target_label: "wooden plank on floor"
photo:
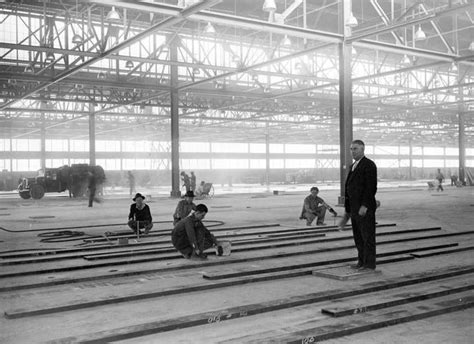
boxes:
[0,226,427,264]
[202,243,457,280]
[1,256,413,319]
[322,284,474,317]
[0,253,412,293]
[0,223,401,261]
[243,295,474,344]
[83,228,465,261]
[312,266,382,280]
[44,267,474,343]
[0,228,465,278]
[410,246,474,258]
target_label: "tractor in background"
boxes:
[17,164,105,200]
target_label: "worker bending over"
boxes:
[172,204,223,260]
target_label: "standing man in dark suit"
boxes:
[344,140,378,270]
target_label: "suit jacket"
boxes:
[344,156,377,215]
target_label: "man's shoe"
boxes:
[350,263,363,269]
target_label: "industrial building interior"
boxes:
[0,0,473,343]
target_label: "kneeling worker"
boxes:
[172,204,223,260]
[128,193,153,235]
[300,186,337,226]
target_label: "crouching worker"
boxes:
[128,193,153,235]
[171,204,223,260]
[299,186,336,226]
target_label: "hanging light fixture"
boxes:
[204,22,216,34]
[97,71,107,79]
[125,60,134,68]
[262,0,277,12]
[415,25,426,40]
[106,6,121,21]
[45,52,55,63]
[469,41,474,51]
[351,45,357,55]
[346,12,358,28]
[450,62,458,72]
[72,33,82,45]
[24,64,34,73]
[401,54,411,65]
[281,35,292,47]
[72,0,83,45]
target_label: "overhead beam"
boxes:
[0,0,221,111]
[89,0,470,65]
[348,2,474,44]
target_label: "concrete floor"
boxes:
[0,182,473,343]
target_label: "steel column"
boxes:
[40,113,46,171]
[458,112,466,185]
[458,65,466,185]
[265,121,270,191]
[409,139,413,180]
[338,0,354,205]
[338,42,353,204]
[170,36,181,197]
[89,104,96,166]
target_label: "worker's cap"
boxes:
[184,190,195,198]
[133,193,145,201]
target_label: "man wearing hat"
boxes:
[173,190,197,225]
[128,193,153,235]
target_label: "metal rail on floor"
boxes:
[256,295,474,344]
[0,223,398,261]
[1,229,472,278]
[0,242,459,294]
[2,244,465,318]
[40,266,474,343]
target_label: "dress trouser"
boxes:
[350,211,376,268]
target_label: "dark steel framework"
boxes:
[0,0,473,194]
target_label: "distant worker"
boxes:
[127,171,136,196]
[173,190,197,225]
[436,168,445,192]
[299,186,337,226]
[451,173,458,186]
[171,204,223,260]
[181,171,191,193]
[128,193,153,235]
[190,171,197,191]
[87,170,97,207]
[195,181,206,197]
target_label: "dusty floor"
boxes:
[0,182,473,343]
